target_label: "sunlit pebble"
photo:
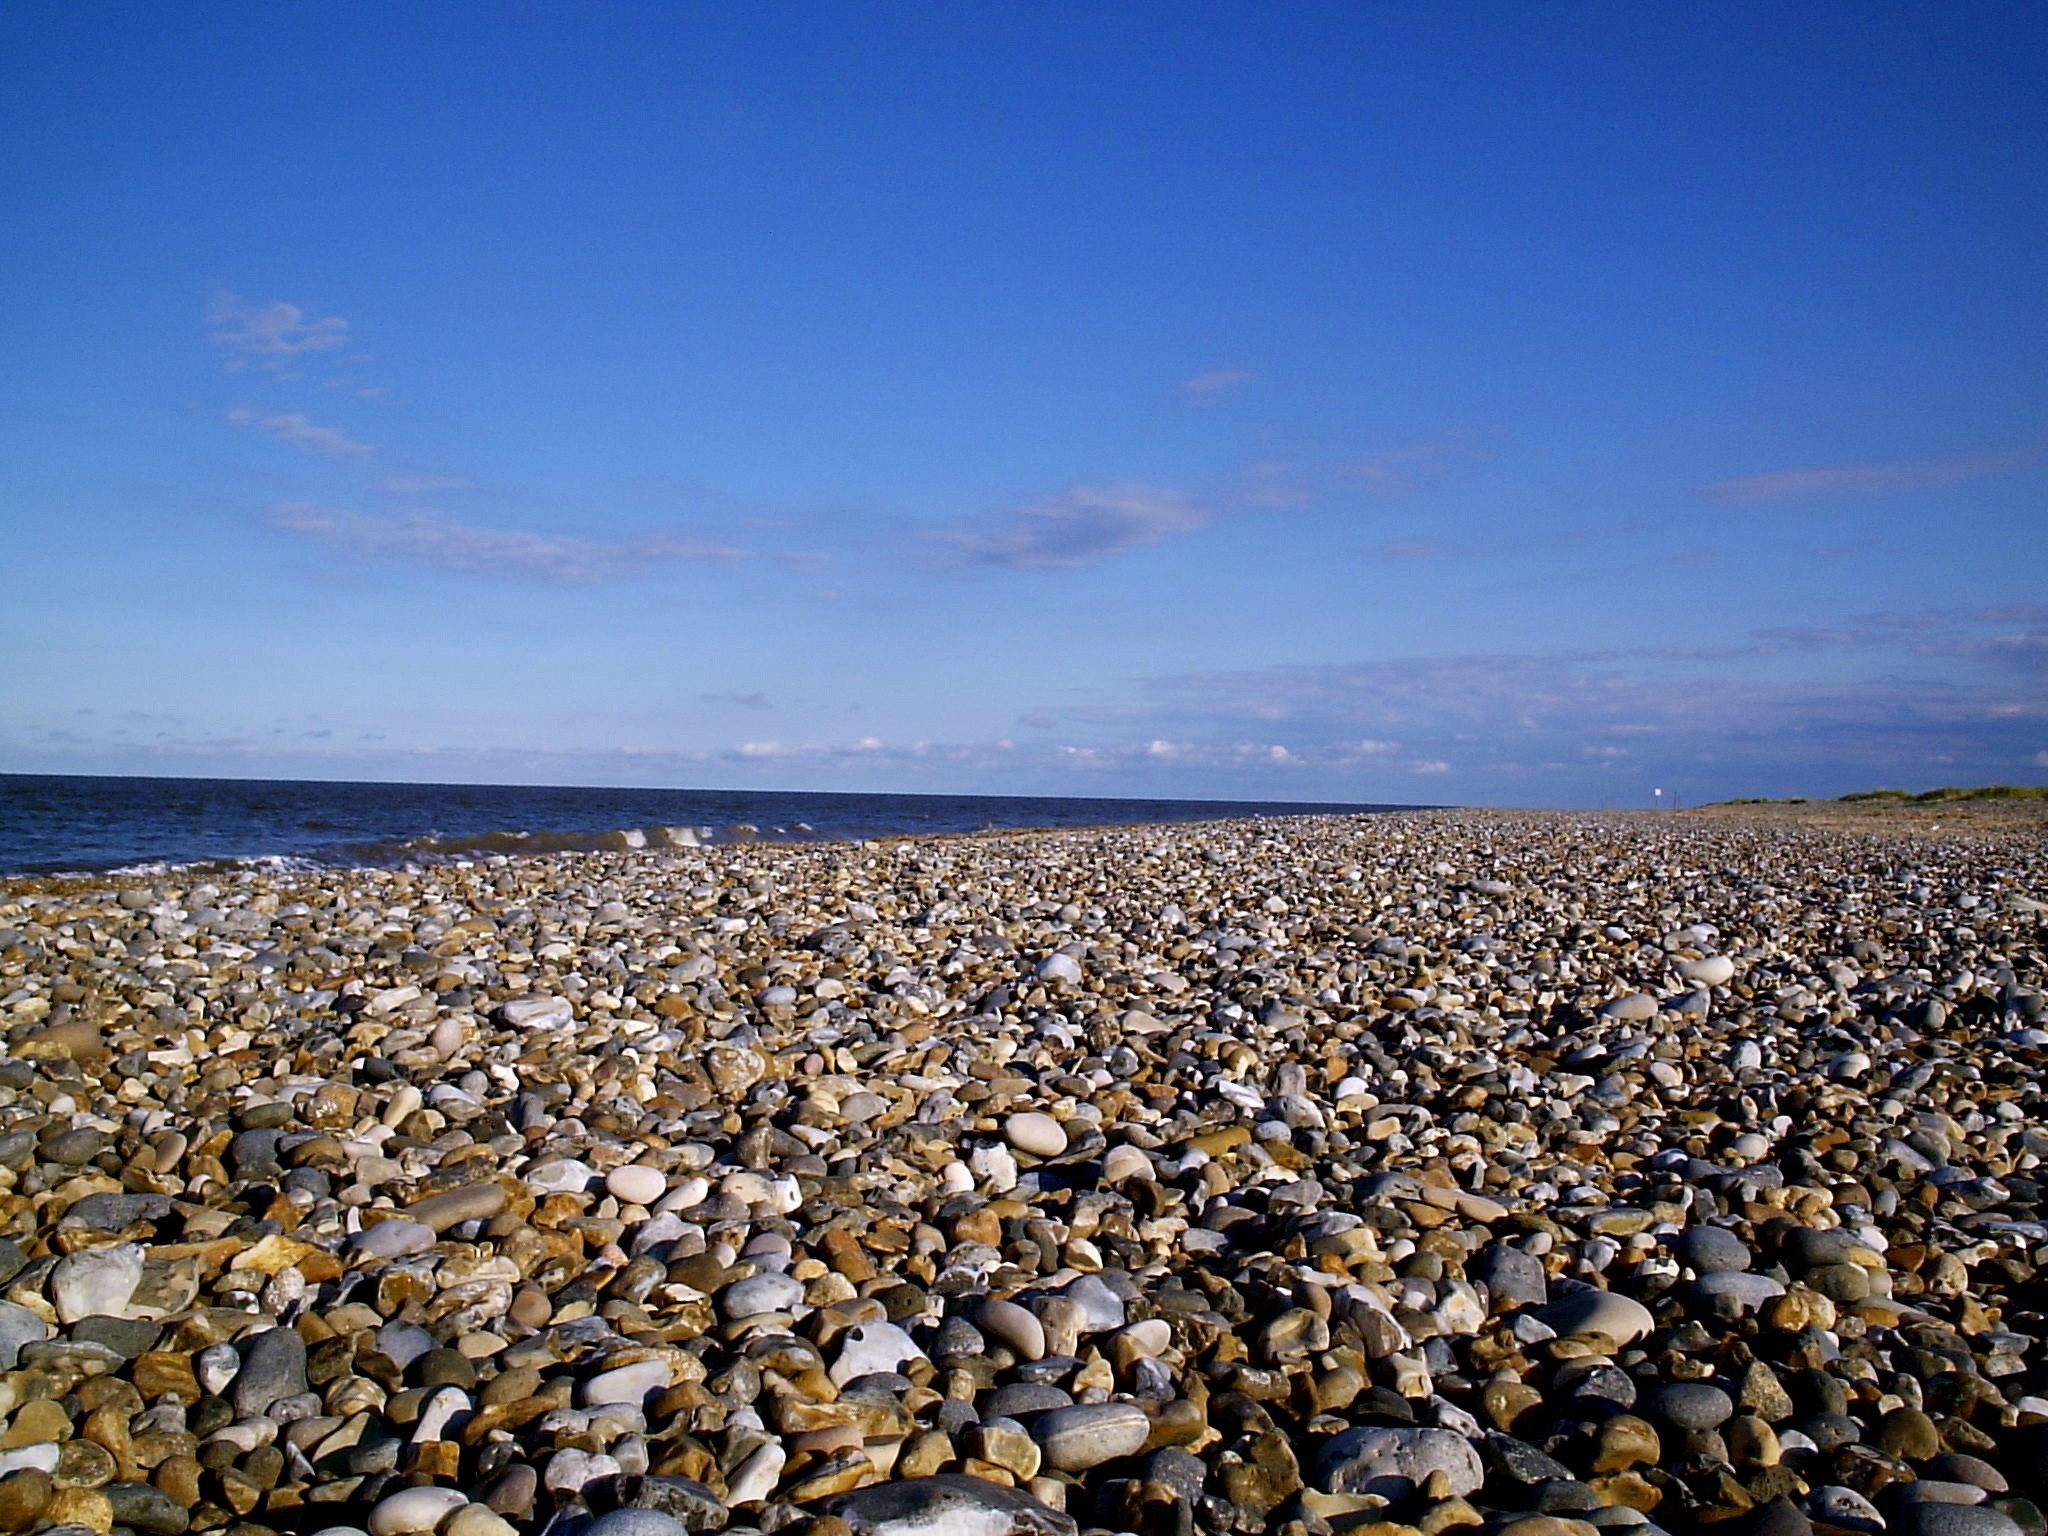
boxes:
[0,804,2042,1536]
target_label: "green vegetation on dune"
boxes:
[1838,784,2048,803]
[1698,785,2047,809]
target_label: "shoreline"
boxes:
[11,794,2045,897]
[0,809,2044,1536]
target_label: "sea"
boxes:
[0,773,1418,877]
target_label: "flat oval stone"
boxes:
[1645,1382,1734,1431]
[1100,1144,1152,1184]
[368,1486,470,1536]
[580,1357,672,1407]
[1893,1507,2025,1536]
[829,1473,1078,1536]
[978,1299,1046,1361]
[351,1220,437,1258]
[406,1183,507,1233]
[581,1512,692,1536]
[1678,1226,1752,1274]
[1031,1401,1150,1471]
[1315,1424,1485,1498]
[1005,1113,1067,1158]
[606,1165,667,1206]
[1600,993,1659,1021]
[1678,955,1737,986]
[1535,1290,1656,1346]
[722,1271,804,1319]
[1693,1271,1786,1311]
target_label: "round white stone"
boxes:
[1005,1112,1067,1158]
[977,1298,1046,1360]
[606,1165,668,1206]
[368,1486,470,1536]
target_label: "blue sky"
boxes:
[3,3,2043,807]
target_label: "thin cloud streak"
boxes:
[929,484,1213,571]
[1347,433,1493,497]
[208,292,349,361]
[265,503,746,584]
[227,408,371,458]
[1100,604,2048,789]
[1703,448,2035,503]
[1180,369,1253,399]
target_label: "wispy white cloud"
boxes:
[1180,369,1254,400]
[208,292,349,363]
[265,503,747,584]
[1348,433,1493,497]
[1235,460,1312,510]
[228,407,372,458]
[930,484,1212,571]
[1098,604,2048,789]
[1703,448,2035,503]
[379,474,474,496]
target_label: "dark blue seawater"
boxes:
[0,774,1419,876]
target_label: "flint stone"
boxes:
[0,1446,60,1476]
[0,1303,50,1369]
[1476,1244,1549,1311]
[61,1194,172,1231]
[1693,1272,1786,1311]
[829,1321,926,1386]
[1057,1274,1127,1333]
[1645,1383,1734,1431]
[104,1482,189,1536]
[829,1475,1078,1536]
[70,1316,158,1359]
[1809,1487,1886,1531]
[1679,1226,1752,1274]
[1035,954,1083,985]
[1747,1501,1813,1536]
[498,997,574,1030]
[1783,1228,1859,1269]
[1894,1509,2026,1536]
[1031,1402,1150,1472]
[50,1245,142,1324]
[234,1324,310,1416]
[610,1476,727,1532]
[525,1160,596,1196]
[581,1515,691,1536]
[1315,1425,1485,1498]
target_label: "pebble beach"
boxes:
[0,806,2044,1536]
